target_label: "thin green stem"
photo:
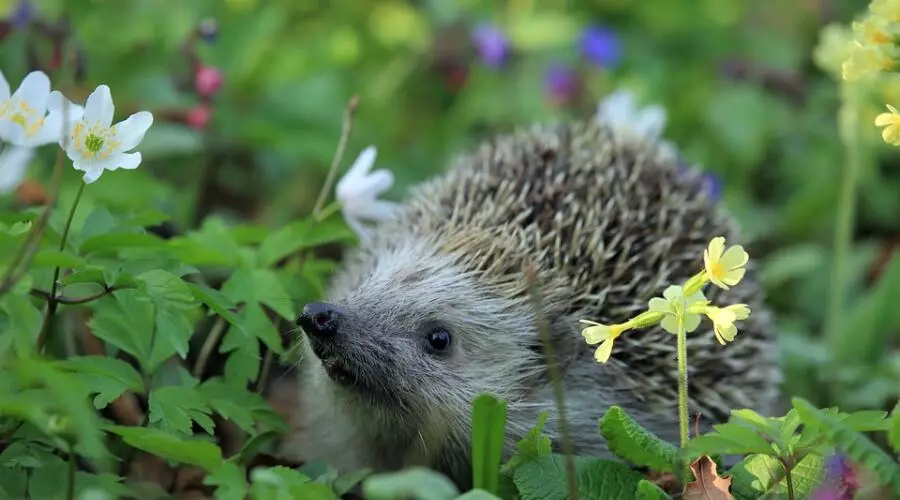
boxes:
[192,316,229,378]
[66,449,76,500]
[825,81,863,397]
[783,458,795,500]
[36,182,86,353]
[312,96,359,218]
[676,310,690,478]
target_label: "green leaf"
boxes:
[105,425,224,473]
[471,393,508,496]
[599,405,681,474]
[501,412,553,474]
[138,270,199,361]
[237,431,282,465]
[221,269,293,353]
[79,232,167,254]
[55,356,144,409]
[840,410,891,432]
[188,283,245,333]
[636,479,671,500]
[30,249,87,269]
[255,218,355,268]
[222,331,261,387]
[138,270,196,307]
[512,454,647,500]
[148,386,215,437]
[792,397,900,494]
[362,467,460,500]
[728,453,824,500]
[88,291,155,371]
[0,293,43,359]
[0,466,27,499]
[687,421,775,458]
[206,461,249,500]
[197,379,261,434]
[455,490,504,499]
[332,468,374,496]
[0,440,57,468]
[890,403,900,454]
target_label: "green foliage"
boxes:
[471,393,508,496]
[599,405,681,475]
[792,397,900,494]
[362,468,460,500]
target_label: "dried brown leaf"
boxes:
[684,455,734,500]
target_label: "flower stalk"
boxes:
[36,181,85,353]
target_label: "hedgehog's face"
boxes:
[296,238,546,416]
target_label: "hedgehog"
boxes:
[282,93,781,490]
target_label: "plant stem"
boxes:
[192,316,229,378]
[312,95,359,218]
[782,458,795,500]
[36,182,86,353]
[66,450,76,500]
[30,285,126,305]
[524,265,577,500]
[825,81,863,402]
[676,310,690,479]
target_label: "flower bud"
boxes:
[194,65,223,98]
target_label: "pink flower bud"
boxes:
[194,66,223,97]
[186,106,211,130]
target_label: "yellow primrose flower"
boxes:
[703,306,738,345]
[580,320,629,363]
[703,237,749,290]
[870,0,900,23]
[875,104,900,145]
[724,303,751,321]
[852,17,896,45]
[813,23,854,77]
[647,285,707,335]
[842,43,895,81]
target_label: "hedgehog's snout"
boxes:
[297,301,342,340]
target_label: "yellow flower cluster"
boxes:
[580,237,752,363]
[842,1,900,81]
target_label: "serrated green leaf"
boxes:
[687,421,775,458]
[55,356,144,409]
[599,405,681,474]
[636,479,671,500]
[0,466,27,499]
[148,386,215,437]
[0,440,57,468]
[501,412,553,474]
[255,218,355,268]
[471,393,507,496]
[0,293,42,359]
[206,461,249,500]
[188,283,245,333]
[105,425,223,473]
[332,468,374,496]
[840,410,891,432]
[237,431,281,465]
[88,291,155,373]
[792,397,900,494]
[137,270,196,308]
[197,379,261,434]
[512,454,646,500]
[362,467,460,500]
[222,331,261,387]
[728,452,824,500]
[79,232,167,254]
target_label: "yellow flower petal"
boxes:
[594,338,615,363]
[719,245,749,270]
[582,324,613,345]
[725,304,751,321]
[714,322,738,345]
[876,112,896,126]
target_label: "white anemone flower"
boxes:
[0,146,35,194]
[335,146,400,243]
[61,84,153,184]
[597,90,667,142]
[0,70,84,148]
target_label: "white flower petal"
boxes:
[347,146,377,179]
[0,145,34,194]
[0,70,10,101]
[342,211,371,244]
[83,85,114,127]
[634,105,666,138]
[22,112,62,147]
[82,152,142,173]
[355,199,400,222]
[11,71,51,112]
[114,111,153,151]
[47,91,86,122]
[597,90,635,125]
[337,168,393,203]
[81,167,104,184]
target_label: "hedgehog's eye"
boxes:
[426,328,452,352]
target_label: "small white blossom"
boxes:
[61,85,153,184]
[597,89,668,141]
[0,70,84,148]
[0,145,34,194]
[335,146,400,242]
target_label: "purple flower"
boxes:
[811,455,859,500]
[579,24,621,68]
[9,0,33,28]
[544,63,579,103]
[471,23,509,68]
[701,172,722,202]
[198,18,218,42]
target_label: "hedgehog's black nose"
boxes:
[298,302,341,339]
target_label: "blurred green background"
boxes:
[1,0,898,414]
